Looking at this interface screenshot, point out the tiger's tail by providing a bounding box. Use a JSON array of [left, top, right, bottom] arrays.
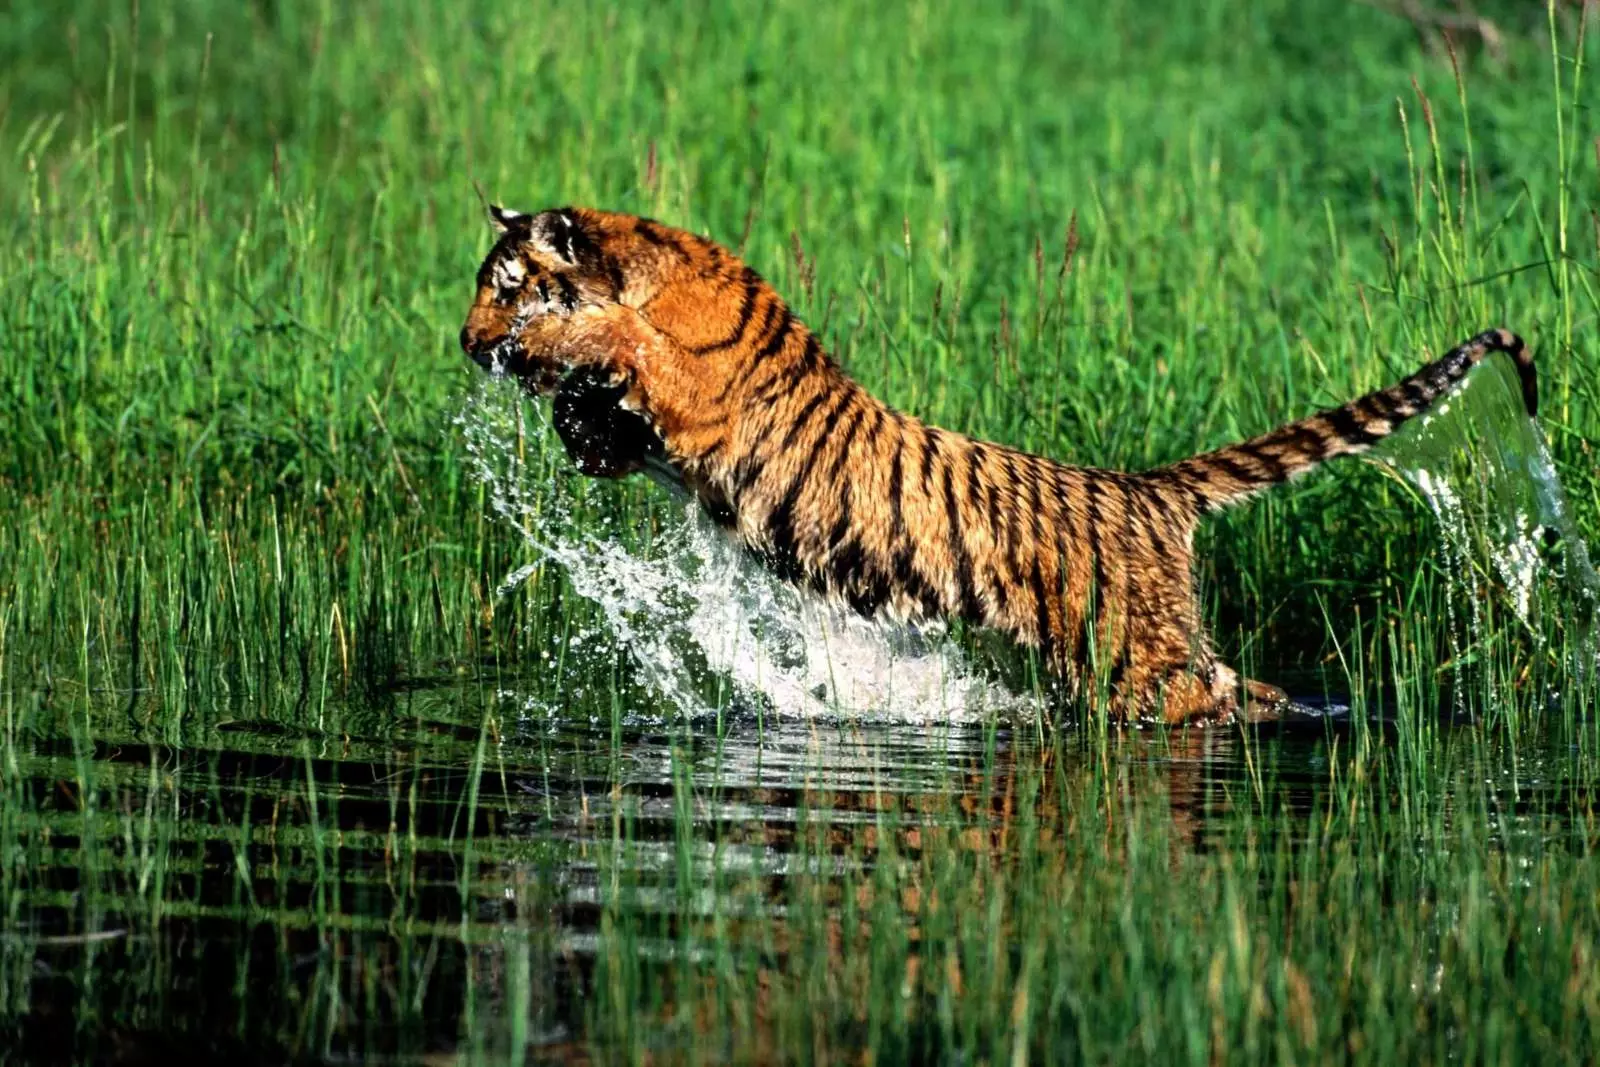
[[1145, 328, 1535, 513]]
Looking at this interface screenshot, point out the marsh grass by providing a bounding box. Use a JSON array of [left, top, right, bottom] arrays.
[[2, 0, 1600, 1062]]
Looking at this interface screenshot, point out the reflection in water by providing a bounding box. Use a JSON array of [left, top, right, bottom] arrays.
[[9, 684, 1593, 1062], [1, 684, 1373, 1063]]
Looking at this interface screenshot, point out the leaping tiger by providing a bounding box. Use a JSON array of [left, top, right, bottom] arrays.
[[459, 204, 1535, 723]]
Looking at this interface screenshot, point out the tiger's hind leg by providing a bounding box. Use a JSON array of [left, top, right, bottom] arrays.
[[1144, 663, 1237, 724]]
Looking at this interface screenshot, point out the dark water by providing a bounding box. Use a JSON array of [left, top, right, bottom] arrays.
[[0, 675, 1371, 1065], [7, 672, 1594, 1066]]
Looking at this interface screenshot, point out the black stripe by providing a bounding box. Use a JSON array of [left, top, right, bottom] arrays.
[[1284, 422, 1332, 462], [550, 214, 576, 262], [730, 454, 767, 501], [825, 487, 853, 554], [798, 333, 824, 372], [1105, 483, 1141, 695], [888, 431, 906, 543], [754, 306, 795, 361], [1325, 405, 1382, 446], [765, 399, 848, 523], [761, 479, 807, 585], [633, 217, 690, 260], [603, 257, 627, 300], [1025, 460, 1045, 549], [783, 387, 853, 455], [554, 273, 579, 312], [943, 461, 984, 623], [1172, 462, 1215, 510], [776, 388, 832, 454], [1359, 390, 1400, 420], [860, 405, 885, 452], [712, 300, 784, 403], [983, 461, 1009, 571], [632, 217, 667, 246], [967, 446, 987, 521], [729, 392, 797, 500], [1140, 480, 1178, 530], [1133, 489, 1171, 561], [1030, 558, 1055, 663], [826, 403, 867, 482], [893, 543, 943, 619], [689, 270, 762, 354], [749, 323, 812, 408], [557, 210, 603, 267], [1083, 476, 1111, 670], [808, 489, 852, 598], [824, 484, 879, 613], [838, 541, 889, 617], [1212, 453, 1262, 487], [1001, 452, 1025, 581], [754, 368, 806, 407], [965, 446, 995, 608], [920, 429, 941, 495], [1236, 442, 1289, 482]]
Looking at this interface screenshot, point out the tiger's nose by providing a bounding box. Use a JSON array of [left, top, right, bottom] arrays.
[[460, 326, 492, 367]]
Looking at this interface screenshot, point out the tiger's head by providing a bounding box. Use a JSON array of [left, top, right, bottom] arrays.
[[460, 204, 823, 481], [458, 205, 626, 391]]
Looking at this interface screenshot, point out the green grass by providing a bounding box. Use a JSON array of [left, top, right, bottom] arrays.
[[2, 0, 1600, 1062]]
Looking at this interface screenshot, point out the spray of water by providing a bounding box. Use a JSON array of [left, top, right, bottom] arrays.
[[1378, 353, 1599, 700], [454, 374, 1035, 725]]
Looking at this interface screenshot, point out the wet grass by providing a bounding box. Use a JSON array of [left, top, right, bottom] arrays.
[[3, 0, 1600, 1062]]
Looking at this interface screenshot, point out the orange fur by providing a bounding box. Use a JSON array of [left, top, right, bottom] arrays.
[[461, 205, 1535, 722]]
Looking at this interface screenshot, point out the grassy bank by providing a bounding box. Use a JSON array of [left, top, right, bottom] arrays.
[[2, 0, 1599, 1061]]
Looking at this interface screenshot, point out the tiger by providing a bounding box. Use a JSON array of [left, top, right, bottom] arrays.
[[459, 204, 1537, 723]]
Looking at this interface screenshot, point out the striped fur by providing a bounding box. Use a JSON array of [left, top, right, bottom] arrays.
[[460, 206, 1536, 723]]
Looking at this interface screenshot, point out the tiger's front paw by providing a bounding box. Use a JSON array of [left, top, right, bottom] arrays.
[[551, 366, 664, 478]]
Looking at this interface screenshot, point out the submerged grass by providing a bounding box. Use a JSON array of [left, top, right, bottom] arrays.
[[2, 0, 1600, 1062]]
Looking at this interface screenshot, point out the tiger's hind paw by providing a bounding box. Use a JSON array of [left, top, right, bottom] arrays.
[[1242, 678, 1290, 723]]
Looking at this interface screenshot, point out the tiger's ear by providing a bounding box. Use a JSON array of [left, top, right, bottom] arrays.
[[529, 208, 585, 266], [489, 204, 530, 234]]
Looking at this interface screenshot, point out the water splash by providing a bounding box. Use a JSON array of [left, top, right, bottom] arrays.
[[454, 374, 1034, 725], [1378, 351, 1599, 699]]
